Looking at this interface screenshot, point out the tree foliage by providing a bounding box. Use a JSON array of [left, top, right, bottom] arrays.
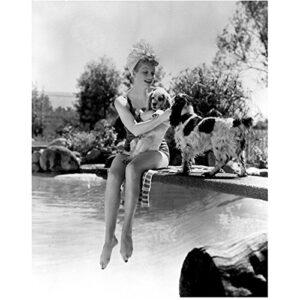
[[75, 56, 121, 130], [46, 106, 80, 137], [32, 86, 53, 136], [214, 1, 268, 86], [61, 119, 117, 156], [171, 64, 250, 118], [32, 86, 81, 141]]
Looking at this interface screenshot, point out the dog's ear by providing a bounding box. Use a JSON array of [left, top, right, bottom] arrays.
[[169, 106, 181, 127], [163, 93, 172, 110], [148, 90, 154, 110], [170, 95, 187, 127], [174, 93, 187, 104]]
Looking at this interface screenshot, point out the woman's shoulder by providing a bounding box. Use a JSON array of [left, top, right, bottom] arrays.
[[115, 94, 128, 108]]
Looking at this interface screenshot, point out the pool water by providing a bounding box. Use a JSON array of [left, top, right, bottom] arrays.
[[32, 173, 267, 299]]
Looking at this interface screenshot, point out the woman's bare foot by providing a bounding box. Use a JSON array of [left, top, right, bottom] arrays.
[[120, 231, 133, 262], [100, 236, 118, 269]]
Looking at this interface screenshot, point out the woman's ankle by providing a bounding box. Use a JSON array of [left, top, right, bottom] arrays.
[[104, 235, 118, 244], [121, 226, 132, 237]]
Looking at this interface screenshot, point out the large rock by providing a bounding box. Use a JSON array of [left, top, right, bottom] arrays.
[[84, 149, 102, 164], [32, 150, 42, 172], [48, 138, 71, 148], [83, 148, 113, 164], [179, 232, 267, 297], [32, 162, 41, 173], [39, 146, 80, 172], [32, 150, 42, 163]]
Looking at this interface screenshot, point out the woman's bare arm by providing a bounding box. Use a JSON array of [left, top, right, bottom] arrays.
[[115, 96, 171, 136]]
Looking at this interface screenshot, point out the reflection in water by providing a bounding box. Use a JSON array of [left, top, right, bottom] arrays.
[[32, 174, 267, 299]]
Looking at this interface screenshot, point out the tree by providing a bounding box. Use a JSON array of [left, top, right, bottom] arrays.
[[171, 64, 250, 118], [75, 56, 121, 130], [32, 86, 53, 137], [45, 106, 80, 137], [213, 1, 268, 86]]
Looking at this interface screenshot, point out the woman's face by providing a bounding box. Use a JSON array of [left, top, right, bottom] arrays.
[[133, 61, 155, 87]]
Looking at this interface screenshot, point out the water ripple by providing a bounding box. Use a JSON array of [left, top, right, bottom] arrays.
[[32, 174, 267, 279]]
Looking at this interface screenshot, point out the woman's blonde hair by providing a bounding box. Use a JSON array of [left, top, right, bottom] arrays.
[[126, 40, 159, 75]]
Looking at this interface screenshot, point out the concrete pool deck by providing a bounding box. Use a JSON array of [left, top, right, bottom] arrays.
[[80, 164, 268, 201], [32, 145, 267, 201]]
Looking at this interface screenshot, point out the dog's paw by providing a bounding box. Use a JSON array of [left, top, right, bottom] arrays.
[[237, 172, 248, 177], [182, 168, 192, 175], [202, 171, 215, 178], [176, 168, 190, 176], [237, 167, 248, 177], [177, 171, 190, 176]]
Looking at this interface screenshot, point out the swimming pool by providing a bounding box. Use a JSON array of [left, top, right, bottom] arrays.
[[32, 173, 267, 299]]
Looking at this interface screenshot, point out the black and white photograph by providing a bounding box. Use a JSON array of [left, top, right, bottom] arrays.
[[29, 1, 270, 298], [10, 0, 300, 298]]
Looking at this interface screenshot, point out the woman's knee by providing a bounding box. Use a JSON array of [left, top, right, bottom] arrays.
[[107, 169, 122, 184], [125, 161, 143, 180], [107, 157, 126, 183]]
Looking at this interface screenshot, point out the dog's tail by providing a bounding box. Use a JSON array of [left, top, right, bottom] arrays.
[[232, 117, 253, 129]]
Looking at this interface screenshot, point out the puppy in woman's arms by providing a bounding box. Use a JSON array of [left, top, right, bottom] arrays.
[[169, 93, 253, 177], [125, 87, 172, 160]]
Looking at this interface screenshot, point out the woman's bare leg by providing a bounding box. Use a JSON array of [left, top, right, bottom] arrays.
[[100, 153, 127, 269], [120, 151, 169, 262]]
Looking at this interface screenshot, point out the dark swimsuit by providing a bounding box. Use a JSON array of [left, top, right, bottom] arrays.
[[123, 96, 170, 161]]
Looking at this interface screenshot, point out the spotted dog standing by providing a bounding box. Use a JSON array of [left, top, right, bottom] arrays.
[[125, 87, 172, 161], [169, 93, 253, 177]]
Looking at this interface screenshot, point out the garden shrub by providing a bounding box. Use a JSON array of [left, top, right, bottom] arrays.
[[61, 120, 118, 157]]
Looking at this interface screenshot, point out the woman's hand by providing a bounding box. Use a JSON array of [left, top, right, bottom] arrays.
[[115, 96, 171, 136], [161, 108, 171, 122]]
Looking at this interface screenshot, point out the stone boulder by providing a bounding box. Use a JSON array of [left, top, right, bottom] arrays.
[[32, 150, 42, 172], [84, 149, 102, 164], [32, 150, 42, 163], [179, 232, 267, 297], [82, 148, 113, 164], [32, 162, 41, 173], [39, 146, 80, 172], [72, 151, 82, 160], [48, 138, 72, 148]]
